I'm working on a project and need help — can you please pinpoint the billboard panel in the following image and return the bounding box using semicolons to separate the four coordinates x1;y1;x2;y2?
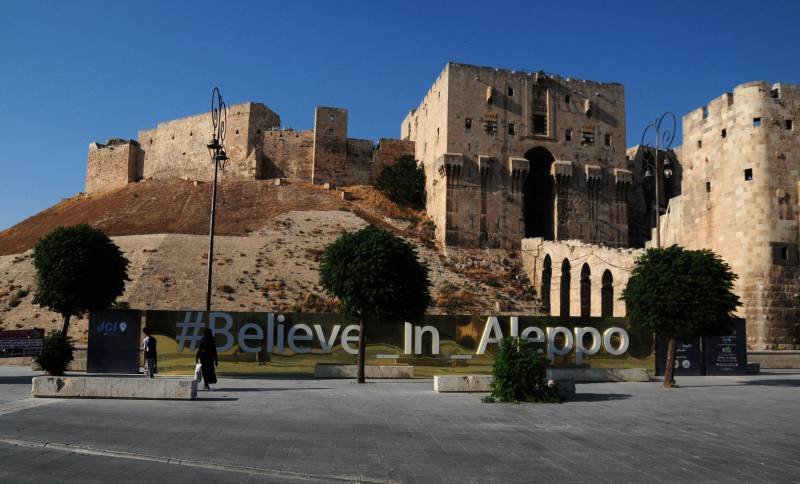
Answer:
87;310;142;374
145;311;654;376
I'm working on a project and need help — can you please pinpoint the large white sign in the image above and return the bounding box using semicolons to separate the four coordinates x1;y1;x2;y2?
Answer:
174;312;630;363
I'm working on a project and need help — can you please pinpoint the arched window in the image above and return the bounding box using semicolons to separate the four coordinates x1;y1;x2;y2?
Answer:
541;255;551;314
560;258;571;317
601;270;614;317
580;263;591;318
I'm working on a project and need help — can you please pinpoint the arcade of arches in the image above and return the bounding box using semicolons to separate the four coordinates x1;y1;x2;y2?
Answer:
521;237;643;318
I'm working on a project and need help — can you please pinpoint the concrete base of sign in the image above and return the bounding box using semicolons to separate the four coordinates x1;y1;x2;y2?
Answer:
549;368;650;383
748;351;800;369
433;375;576;400
314;364;415;378
31;376;196;400
434;374;492;392
433;368;649;392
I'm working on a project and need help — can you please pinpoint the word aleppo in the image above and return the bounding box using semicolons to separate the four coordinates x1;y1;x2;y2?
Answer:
175;312;629;363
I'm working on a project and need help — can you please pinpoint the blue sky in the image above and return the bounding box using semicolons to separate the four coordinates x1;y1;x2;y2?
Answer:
1;0;798;231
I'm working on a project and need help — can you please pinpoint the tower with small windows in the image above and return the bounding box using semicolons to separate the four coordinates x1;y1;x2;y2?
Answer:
658;81;800;350
401;62;633;250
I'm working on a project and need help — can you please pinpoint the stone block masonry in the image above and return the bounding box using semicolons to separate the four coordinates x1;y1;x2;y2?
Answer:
85;139;143;194
658;81;800;350
402;62;633;250
86;103;413;194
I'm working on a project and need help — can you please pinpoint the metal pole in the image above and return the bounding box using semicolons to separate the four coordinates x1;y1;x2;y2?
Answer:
640;112;675;249
205;87;227;313
655;135;661;248
206;156;219;312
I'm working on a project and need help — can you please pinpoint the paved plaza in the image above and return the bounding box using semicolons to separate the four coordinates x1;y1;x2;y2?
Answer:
0;366;798;483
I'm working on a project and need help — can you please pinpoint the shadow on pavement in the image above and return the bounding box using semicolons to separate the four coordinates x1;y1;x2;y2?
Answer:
212;387;335;392
0;376;34;385
571;393;631;402
194;396;239;401
741;379;800;387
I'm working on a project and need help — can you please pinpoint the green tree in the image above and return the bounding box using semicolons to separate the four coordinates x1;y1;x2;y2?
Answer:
319;225;431;383
33;224;130;336
375;155;426;209
621;245;740;388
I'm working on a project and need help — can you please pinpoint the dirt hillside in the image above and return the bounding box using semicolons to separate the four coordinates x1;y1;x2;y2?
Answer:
0;179;542;344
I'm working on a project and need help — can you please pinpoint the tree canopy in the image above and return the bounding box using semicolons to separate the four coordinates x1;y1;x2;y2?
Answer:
319;225;431;324
375;155;426;209
621;245;740;341
33;224;130;334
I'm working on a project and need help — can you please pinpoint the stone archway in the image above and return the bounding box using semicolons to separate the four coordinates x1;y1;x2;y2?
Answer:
560;258;571;317
541;255;551;314
580;263;591;318
601;270;614;317
523;147;555;239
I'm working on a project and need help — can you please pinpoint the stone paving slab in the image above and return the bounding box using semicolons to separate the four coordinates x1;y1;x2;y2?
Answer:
0;366;798;483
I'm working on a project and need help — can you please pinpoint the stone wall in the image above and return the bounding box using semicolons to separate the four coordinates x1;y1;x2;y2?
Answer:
87;103;413;190
658;81;800;349
261;129;314;181
521;238;641;318
138;102;281;182
85;139;143;194
402;62;632;249
312;106;349;185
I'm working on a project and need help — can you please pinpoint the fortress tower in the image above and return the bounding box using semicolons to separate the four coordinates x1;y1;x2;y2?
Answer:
659;81;800;350
402;63;633;250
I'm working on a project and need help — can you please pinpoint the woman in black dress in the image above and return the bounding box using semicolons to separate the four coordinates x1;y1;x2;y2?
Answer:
196;328;218;390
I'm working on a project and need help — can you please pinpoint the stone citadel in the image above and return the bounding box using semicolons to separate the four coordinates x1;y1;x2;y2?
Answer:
85;62;799;351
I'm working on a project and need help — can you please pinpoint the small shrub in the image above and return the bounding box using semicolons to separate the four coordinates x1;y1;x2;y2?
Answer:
218;285;235;294
35;331;75;376
490;337;560;403
16;288;29;298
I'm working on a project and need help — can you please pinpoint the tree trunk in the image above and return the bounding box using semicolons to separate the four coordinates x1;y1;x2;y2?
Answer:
663;337;677;388
61;314;71;337
357;318;366;384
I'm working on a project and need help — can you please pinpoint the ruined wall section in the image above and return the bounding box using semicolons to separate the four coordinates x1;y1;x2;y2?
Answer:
404;62;630;249
261;129;314;181
139;102;280;182
311;107;416;187
373;139;415;173
659;81;800;349
85;139;143;194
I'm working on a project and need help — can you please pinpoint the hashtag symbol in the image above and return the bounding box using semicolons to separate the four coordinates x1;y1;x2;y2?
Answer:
176;312;204;352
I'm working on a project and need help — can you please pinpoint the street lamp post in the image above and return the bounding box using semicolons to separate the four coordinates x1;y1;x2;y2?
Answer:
640;112;676;248
205;87;229;312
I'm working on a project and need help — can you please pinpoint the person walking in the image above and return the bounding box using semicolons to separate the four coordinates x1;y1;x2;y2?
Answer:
196;328;218;390
142;327;157;379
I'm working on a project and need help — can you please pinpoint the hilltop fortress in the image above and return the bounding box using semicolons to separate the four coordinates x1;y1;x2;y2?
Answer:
86;103;414;194
85;62;799;351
